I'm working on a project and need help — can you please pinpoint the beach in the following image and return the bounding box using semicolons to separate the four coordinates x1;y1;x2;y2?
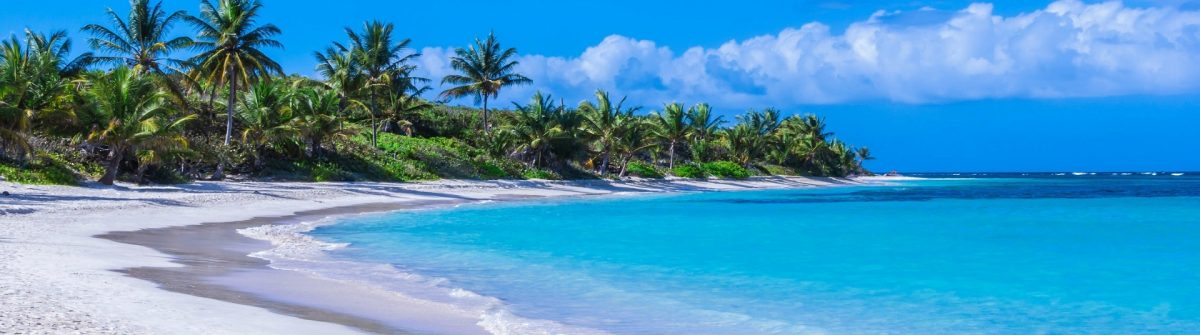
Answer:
0;177;859;334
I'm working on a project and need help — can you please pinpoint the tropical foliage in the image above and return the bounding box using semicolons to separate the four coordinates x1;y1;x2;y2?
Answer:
0;0;873;185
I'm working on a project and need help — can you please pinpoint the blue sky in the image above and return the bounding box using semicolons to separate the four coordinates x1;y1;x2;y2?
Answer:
2;0;1198;172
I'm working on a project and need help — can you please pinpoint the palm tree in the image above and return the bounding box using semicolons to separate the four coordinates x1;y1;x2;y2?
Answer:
0;29;90;159
650;102;690;169
723;122;766;168
83;0;191;73
238;80;295;167
85;67;194;185
508;91;576;168
578;90;639;175
314;45;365;116
855;146;874;174
380;88;431;136
83;0;193;108
291;87;351;158
344;21;421;146
615;118;657;178
686;103;722;163
438;32;530;134
186;0;282;178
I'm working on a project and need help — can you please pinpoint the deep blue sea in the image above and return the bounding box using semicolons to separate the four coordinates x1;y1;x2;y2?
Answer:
309;174;1200;334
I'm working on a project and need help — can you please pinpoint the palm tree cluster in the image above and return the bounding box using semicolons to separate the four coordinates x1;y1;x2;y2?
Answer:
493;91;872;177
0;0;873;185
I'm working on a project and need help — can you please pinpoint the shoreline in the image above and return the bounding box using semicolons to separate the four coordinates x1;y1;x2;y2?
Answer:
0;177;877;334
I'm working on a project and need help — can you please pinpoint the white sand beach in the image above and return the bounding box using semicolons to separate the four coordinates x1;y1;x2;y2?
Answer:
0;177;872;334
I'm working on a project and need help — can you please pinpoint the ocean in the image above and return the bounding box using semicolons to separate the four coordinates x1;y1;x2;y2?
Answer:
302;174;1200;334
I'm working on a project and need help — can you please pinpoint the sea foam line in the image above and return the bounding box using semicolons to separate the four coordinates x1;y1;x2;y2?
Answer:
237;216;613;335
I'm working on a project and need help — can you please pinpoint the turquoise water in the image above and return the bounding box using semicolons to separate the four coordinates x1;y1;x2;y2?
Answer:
311;175;1200;334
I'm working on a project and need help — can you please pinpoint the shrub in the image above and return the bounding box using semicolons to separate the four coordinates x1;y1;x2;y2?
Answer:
671;164;705;179
702;161;751;179
522;169;558;180
625;161;663;178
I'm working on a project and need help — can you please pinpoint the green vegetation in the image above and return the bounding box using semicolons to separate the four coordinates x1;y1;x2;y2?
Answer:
0;0;873;186
672;164;705;179
701;161;751;179
625;161;664;179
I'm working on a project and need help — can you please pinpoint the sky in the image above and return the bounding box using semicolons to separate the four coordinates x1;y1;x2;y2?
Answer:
2;0;1198;172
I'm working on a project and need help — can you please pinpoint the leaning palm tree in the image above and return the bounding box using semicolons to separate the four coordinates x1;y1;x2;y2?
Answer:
83;0;193;108
614;118;657;178
438;32;530;134
650;102;690;169
186;0;282;178
85;67;195;185
854;146;874;174
578;90;639;175
344;21;421;146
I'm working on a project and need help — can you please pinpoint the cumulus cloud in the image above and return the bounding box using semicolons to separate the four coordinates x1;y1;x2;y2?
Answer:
416;0;1200;109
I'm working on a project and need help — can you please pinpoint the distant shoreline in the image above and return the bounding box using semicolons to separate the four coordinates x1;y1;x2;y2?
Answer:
0;177;884;334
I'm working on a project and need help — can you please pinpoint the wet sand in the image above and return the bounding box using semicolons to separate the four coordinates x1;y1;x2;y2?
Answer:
97;200;467;334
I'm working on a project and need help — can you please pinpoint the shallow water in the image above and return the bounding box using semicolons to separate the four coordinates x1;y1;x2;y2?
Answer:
310;175;1200;334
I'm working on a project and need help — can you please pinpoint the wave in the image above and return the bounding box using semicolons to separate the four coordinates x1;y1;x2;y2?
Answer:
237;217;613;335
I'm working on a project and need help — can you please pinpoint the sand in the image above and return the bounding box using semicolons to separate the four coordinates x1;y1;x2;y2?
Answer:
0;177;879;334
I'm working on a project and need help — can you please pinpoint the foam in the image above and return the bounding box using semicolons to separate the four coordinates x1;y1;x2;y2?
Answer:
238;217;613;335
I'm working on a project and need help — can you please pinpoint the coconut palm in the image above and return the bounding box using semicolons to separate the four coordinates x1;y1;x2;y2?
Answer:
290;87;351;158
650;102;690;169
854;146;874;174
85;67;194;185
343;20;421;146
686;103;722;163
578;90;639;175
83;0;191;73
186;0;282;178
614;118;657;178
0;29;90;159
508;91;578;168
438;32;530;134
238;80;295;167
723;122;766;168
314;45;365;115
83;0;192;108
379;87;431;136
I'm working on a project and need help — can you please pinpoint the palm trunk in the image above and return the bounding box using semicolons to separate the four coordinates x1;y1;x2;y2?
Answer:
370;92;378;147
215;73;237;180
99;145;124;185
308;135;323;158
599;147;610;175
482;96;490;134
136;162;149;185
619;155;631;178
668;140;676;169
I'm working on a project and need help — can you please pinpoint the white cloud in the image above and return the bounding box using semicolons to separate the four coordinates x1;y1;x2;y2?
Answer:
416;0;1200;109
